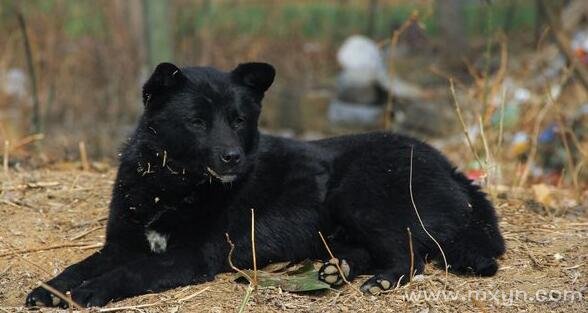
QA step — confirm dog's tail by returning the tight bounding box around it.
[440,169,506,276]
[452,169,506,257]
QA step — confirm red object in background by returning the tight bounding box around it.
[576,49,588,65]
[466,169,486,182]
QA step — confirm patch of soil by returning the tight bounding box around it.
[0,169,586,312]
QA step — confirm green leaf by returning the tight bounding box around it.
[235,261,330,292]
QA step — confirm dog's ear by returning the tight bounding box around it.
[231,62,275,95]
[142,62,187,108]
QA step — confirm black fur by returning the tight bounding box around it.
[26,62,505,307]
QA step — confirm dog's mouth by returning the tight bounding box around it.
[206,167,238,183]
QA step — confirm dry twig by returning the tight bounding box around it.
[449,78,485,168]
[69,226,104,241]
[38,281,83,310]
[408,146,449,284]
[318,231,358,293]
[225,233,254,313]
[0,242,102,258]
[384,10,420,129]
[3,140,9,174]
[251,208,258,287]
[79,141,90,171]
[407,227,415,281]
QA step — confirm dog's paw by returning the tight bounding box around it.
[360,272,406,295]
[70,281,113,307]
[318,258,350,287]
[25,286,67,308]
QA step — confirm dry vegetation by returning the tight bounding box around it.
[1,1,587,312]
[0,168,586,312]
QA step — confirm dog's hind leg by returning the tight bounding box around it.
[317,241,373,287]
[357,232,427,295]
[325,184,427,294]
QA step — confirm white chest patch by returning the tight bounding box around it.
[145,230,168,253]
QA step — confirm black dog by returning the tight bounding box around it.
[26,62,505,307]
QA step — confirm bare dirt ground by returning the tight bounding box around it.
[0,169,586,312]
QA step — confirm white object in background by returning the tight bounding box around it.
[337,35,384,75]
[2,68,28,98]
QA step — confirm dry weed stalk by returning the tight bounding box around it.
[224,208,258,312]
[79,141,90,171]
[408,146,449,284]
[478,116,492,166]
[225,233,254,313]
[497,87,506,155]
[0,181,60,192]
[65,291,74,313]
[0,242,102,258]
[69,226,104,241]
[449,78,485,169]
[317,231,358,293]
[38,281,83,310]
[251,208,258,287]
[484,32,509,122]
[383,10,419,129]
[177,286,211,303]
[10,133,44,151]
[3,140,9,175]
[406,227,414,281]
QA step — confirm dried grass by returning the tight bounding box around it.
[0,168,585,312]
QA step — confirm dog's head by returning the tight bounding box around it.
[141,62,275,183]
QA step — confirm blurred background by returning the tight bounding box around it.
[0,0,587,190]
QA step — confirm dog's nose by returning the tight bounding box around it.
[220,148,241,165]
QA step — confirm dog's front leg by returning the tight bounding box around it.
[25,243,141,308]
[68,246,219,307]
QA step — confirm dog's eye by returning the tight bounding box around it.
[232,117,246,129]
[192,118,206,129]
